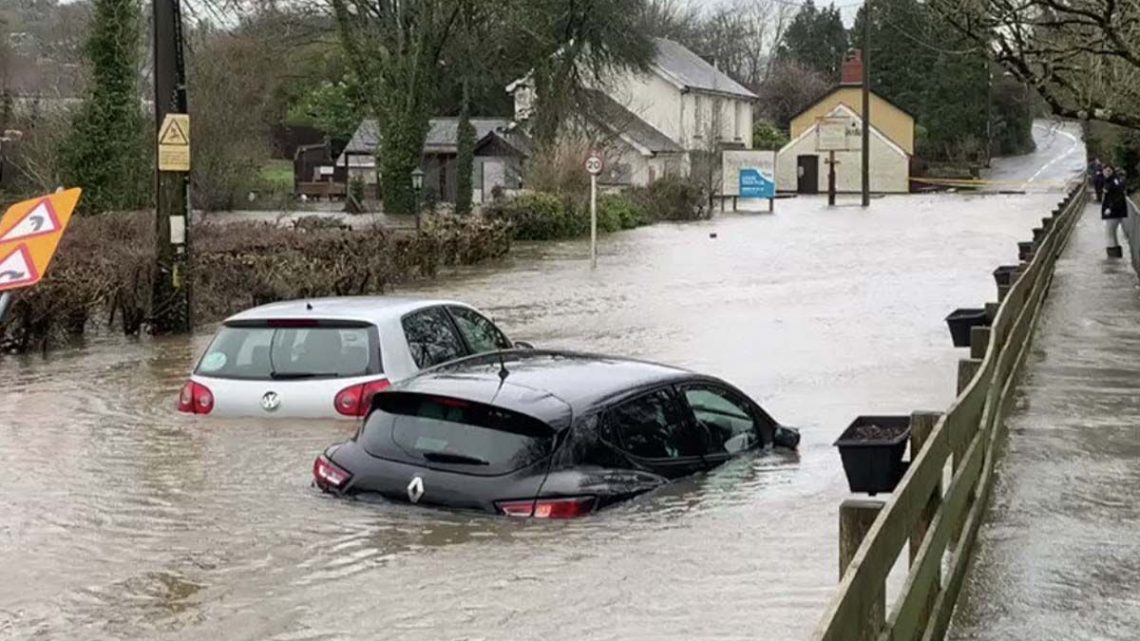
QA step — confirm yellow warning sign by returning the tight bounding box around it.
[158,113,190,172]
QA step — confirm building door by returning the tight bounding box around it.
[797,155,819,194]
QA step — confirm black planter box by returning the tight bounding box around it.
[1032,227,1045,242]
[993,265,1019,288]
[945,307,989,347]
[1018,241,1035,261]
[834,415,911,495]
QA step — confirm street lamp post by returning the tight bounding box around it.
[411,167,424,232]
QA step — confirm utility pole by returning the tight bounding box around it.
[150,0,191,334]
[861,2,871,208]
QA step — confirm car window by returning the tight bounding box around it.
[610,389,700,459]
[361,393,556,476]
[682,386,759,455]
[448,306,512,353]
[195,323,377,380]
[402,307,467,369]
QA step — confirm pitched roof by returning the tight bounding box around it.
[585,89,684,155]
[651,38,757,100]
[338,117,514,164]
[342,119,380,155]
[425,117,513,152]
[777,103,909,159]
[789,85,917,123]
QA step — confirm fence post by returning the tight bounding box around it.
[969,326,990,360]
[910,411,943,625]
[840,499,886,641]
[957,358,981,395]
[984,302,999,323]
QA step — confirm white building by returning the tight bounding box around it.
[775,104,911,194]
[774,52,914,194]
[507,38,757,187]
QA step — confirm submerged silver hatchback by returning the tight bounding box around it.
[177,297,521,419]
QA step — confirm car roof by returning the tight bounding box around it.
[224,296,471,324]
[392,350,702,429]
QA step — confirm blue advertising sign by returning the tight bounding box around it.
[739,168,775,199]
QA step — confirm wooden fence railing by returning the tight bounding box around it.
[810,184,1089,641]
[1124,196,1139,279]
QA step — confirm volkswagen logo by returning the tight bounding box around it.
[407,476,425,504]
[260,391,280,412]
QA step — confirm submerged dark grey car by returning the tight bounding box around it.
[313,350,799,518]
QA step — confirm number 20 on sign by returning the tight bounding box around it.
[0,188,82,293]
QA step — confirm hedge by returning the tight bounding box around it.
[0,212,511,354]
[486,175,703,242]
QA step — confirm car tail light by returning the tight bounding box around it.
[313,455,352,491]
[177,381,214,415]
[496,496,597,519]
[334,378,391,417]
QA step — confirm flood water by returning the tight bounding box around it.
[0,184,1084,641]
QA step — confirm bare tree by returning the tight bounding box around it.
[934,0,1140,129]
[756,59,832,129]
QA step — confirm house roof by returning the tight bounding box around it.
[425,117,513,152]
[476,126,534,157]
[789,85,917,123]
[777,103,909,159]
[585,89,684,156]
[338,117,514,165]
[651,38,757,100]
[342,119,380,156]
[506,38,758,101]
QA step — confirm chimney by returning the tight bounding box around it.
[841,50,863,86]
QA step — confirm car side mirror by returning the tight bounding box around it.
[774,425,800,450]
[514,341,535,350]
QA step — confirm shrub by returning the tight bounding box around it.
[598,193,649,230]
[0,211,511,354]
[753,121,790,150]
[484,191,588,241]
[630,175,706,221]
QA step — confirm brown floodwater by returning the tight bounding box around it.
[1,183,1076,640]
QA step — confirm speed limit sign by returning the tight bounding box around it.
[585,153,604,176]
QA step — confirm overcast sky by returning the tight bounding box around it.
[692,0,862,24]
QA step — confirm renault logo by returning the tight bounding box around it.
[261,391,280,412]
[407,476,425,504]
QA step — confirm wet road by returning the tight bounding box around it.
[984,120,1084,191]
[948,202,1140,641]
[0,143,1084,641]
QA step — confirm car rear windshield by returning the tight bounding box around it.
[359,392,555,476]
[195,320,380,380]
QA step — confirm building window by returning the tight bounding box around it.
[735,102,744,141]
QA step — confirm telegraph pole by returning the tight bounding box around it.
[151,0,192,334]
[861,1,871,208]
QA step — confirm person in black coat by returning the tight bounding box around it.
[1102,167,1128,258]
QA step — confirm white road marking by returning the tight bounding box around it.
[1026,123,1080,187]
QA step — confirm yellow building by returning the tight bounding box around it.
[776,52,916,194]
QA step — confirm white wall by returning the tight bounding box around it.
[602,70,754,152]
[604,70,686,148]
[776,128,909,193]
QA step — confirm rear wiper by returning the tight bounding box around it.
[420,451,490,466]
[269,372,336,380]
